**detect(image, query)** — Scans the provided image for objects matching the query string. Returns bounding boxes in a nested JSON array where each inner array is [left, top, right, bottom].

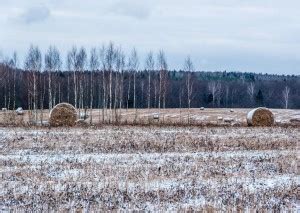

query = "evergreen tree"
[[255, 89, 264, 106]]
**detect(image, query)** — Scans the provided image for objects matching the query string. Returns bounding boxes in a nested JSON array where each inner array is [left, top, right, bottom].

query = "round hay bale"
[[247, 107, 274, 127], [49, 103, 77, 127]]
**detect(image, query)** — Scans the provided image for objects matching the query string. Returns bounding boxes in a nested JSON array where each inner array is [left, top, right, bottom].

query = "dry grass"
[[2, 111, 25, 126], [0, 126, 299, 211], [0, 108, 299, 127]]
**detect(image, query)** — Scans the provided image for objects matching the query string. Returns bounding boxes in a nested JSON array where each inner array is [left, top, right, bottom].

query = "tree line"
[[0, 43, 299, 123]]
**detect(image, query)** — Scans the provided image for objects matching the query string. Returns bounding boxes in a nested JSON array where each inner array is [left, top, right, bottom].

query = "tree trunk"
[[67, 74, 70, 103], [33, 71, 37, 123], [58, 83, 61, 103], [13, 68, 16, 110], [133, 71, 138, 123], [40, 75, 46, 125], [98, 72, 102, 124], [159, 71, 162, 113], [114, 72, 118, 123], [119, 71, 124, 122], [109, 69, 112, 123], [48, 71, 52, 110], [102, 70, 106, 123], [7, 70, 11, 109], [90, 70, 93, 124], [148, 70, 151, 110], [127, 77, 131, 113], [74, 70, 77, 108]]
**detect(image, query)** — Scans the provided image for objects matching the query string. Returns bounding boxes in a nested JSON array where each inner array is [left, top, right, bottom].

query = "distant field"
[[0, 108, 299, 126], [0, 126, 299, 211]]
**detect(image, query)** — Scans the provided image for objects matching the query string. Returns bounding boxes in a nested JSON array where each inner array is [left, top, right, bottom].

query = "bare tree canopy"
[[145, 51, 155, 71], [183, 55, 194, 72], [89, 47, 99, 71], [157, 50, 167, 71], [24, 45, 42, 71], [45, 46, 62, 72], [76, 47, 87, 71], [67, 46, 77, 71], [0, 44, 299, 113], [128, 48, 139, 71]]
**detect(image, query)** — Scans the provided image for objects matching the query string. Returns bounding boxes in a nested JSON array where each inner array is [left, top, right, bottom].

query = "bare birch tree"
[[115, 48, 126, 122], [157, 50, 168, 121], [128, 48, 139, 108], [247, 82, 255, 107], [67, 46, 78, 108], [10, 51, 18, 110], [76, 47, 87, 112], [118, 51, 126, 110], [208, 81, 221, 107], [45, 45, 61, 110], [282, 86, 290, 109], [105, 42, 117, 123], [183, 56, 194, 123], [1, 60, 9, 108], [145, 51, 155, 111], [114, 48, 121, 119], [99, 45, 106, 123], [128, 48, 139, 122], [24, 45, 42, 123], [89, 47, 99, 124]]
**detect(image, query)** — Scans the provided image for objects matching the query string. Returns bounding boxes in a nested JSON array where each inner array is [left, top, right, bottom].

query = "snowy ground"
[[0, 126, 299, 211]]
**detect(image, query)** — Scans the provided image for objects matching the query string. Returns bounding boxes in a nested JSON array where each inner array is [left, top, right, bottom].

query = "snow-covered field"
[[0, 126, 299, 211]]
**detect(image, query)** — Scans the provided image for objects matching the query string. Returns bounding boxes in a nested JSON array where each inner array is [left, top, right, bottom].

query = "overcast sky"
[[0, 0, 299, 74]]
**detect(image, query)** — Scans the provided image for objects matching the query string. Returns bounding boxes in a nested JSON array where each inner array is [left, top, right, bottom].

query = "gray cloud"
[[19, 5, 51, 24], [109, 0, 153, 19], [1, 0, 300, 74]]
